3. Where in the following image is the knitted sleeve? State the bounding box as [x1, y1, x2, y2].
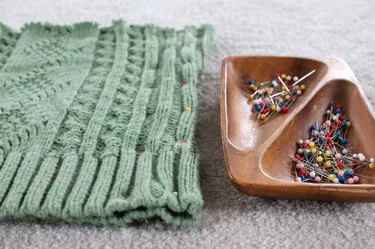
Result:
[0, 20, 213, 227]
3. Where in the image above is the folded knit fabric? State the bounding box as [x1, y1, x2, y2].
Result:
[0, 20, 213, 226]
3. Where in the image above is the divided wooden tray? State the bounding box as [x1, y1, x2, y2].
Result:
[220, 56, 375, 201]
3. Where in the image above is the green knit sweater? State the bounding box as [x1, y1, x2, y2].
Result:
[0, 20, 213, 226]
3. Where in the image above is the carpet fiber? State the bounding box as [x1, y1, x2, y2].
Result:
[0, 0, 374, 248]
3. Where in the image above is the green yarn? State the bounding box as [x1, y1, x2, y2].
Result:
[0, 20, 213, 226]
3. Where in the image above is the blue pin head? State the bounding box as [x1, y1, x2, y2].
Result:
[338, 175, 345, 183]
[345, 170, 352, 176]
[254, 103, 261, 112]
[334, 108, 342, 114]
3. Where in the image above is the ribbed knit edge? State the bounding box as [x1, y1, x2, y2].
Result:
[0, 21, 213, 227]
[105, 25, 214, 227]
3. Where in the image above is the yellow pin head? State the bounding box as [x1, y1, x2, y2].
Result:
[185, 106, 192, 113]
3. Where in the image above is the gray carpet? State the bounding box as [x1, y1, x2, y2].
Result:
[1, 0, 375, 248]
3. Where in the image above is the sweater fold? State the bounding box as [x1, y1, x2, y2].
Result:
[0, 20, 213, 226]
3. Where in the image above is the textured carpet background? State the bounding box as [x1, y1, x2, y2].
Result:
[0, 0, 375, 248]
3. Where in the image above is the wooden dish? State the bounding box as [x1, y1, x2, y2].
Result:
[220, 56, 375, 201]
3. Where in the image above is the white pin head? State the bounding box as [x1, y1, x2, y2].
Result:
[253, 99, 262, 104]
[309, 171, 316, 178]
[358, 153, 365, 161]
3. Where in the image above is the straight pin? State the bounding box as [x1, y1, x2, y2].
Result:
[292, 69, 316, 86]
[277, 76, 291, 93]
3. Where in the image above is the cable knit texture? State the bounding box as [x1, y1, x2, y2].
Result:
[0, 20, 213, 226]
